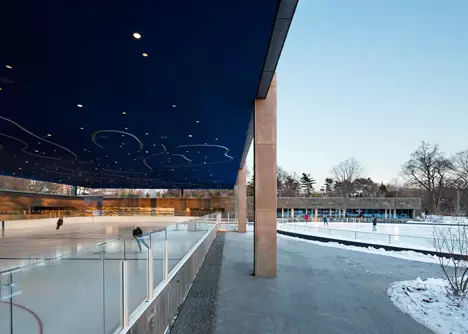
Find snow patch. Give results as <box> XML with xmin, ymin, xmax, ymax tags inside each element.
<box><xmin>388</xmin><ymin>278</ymin><xmax>468</xmax><ymax>334</ymax></box>
<box><xmin>278</xmin><ymin>234</ymin><xmax>446</xmax><ymax>265</ymax></box>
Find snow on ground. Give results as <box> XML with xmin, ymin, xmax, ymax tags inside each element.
<box><xmin>277</xmin><ymin>233</ymin><xmax>446</xmax><ymax>265</ymax></box>
<box><xmin>410</xmin><ymin>215</ymin><xmax>468</xmax><ymax>225</ymax></box>
<box><xmin>388</xmin><ymin>278</ymin><xmax>468</xmax><ymax>334</ymax></box>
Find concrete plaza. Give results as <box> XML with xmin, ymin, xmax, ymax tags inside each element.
<box><xmin>172</xmin><ymin>231</ymin><xmax>443</xmax><ymax>334</ymax></box>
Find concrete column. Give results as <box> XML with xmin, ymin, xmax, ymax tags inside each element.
<box><xmin>254</xmin><ymin>73</ymin><xmax>277</xmax><ymax>278</ymax></box>
<box><xmin>315</xmin><ymin>208</ymin><xmax>318</xmax><ymax>219</ymax></box>
<box><xmin>412</xmin><ymin>209</ymin><xmax>416</xmax><ymax>218</ymax></box>
<box><xmin>329</xmin><ymin>208</ymin><xmax>332</xmax><ymax>217</ymax></box>
<box><xmin>290</xmin><ymin>208</ymin><xmax>294</xmax><ymax>219</ymax></box>
<box><xmin>281</xmin><ymin>208</ymin><xmax>284</xmax><ymax>218</ymax></box>
<box><xmin>237</xmin><ymin>164</ymin><xmax>247</xmax><ymax>233</ymax></box>
<box><xmin>384</xmin><ymin>209</ymin><xmax>387</xmax><ymax>219</ymax></box>
<box><xmin>393</xmin><ymin>209</ymin><xmax>397</xmax><ymax>219</ymax></box>
<box><xmin>343</xmin><ymin>209</ymin><xmax>346</xmax><ymax>218</ymax></box>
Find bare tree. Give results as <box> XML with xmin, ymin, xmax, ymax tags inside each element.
<box><xmin>402</xmin><ymin>142</ymin><xmax>451</xmax><ymax>214</ymax></box>
<box><xmin>433</xmin><ymin>225</ymin><xmax>468</xmax><ymax>296</ymax></box>
<box><xmin>331</xmin><ymin>158</ymin><xmax>363</xmax><ymax>197</ymax></box>
<box><xmin>449</xmin><ymin>151</ymin><xmax>468</xmax><ymax>198</ymax></box>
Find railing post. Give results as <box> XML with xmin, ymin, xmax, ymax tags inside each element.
<box><xmin>147</xmin><ymin>245</ymin><xmax>153</xmax><ymax>300</ymax></box>
<box><xmin>120</xmin><ymin>260</ymin><xmax>129</xmax><ymax>329</ymax></box>
<box><xmin>164</xmin><ymin>228</ymin><xmax>169</xmax><ymax>282</ymax></box>
<box><xmin>100</xmin><ymin>243</ymin><xmax>106</xmax><ymax>334</ymax></box>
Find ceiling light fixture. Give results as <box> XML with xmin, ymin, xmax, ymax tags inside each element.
<box><xmin>122</xmin><ymin>111</ymin><xmax>127</xmax><ymax>115</ymax></box>
<box><xmin>80</xmin><ymin>127</ymin><xmax>84</xmax><ymax>130</ymax></box>
<box><xmin>172</xmin><ymin>105</ymin><xmax>176</xmax><ymax>108</ymax></box>
<box><xmin>133</xmin><ymin>32</ymin><xmax>142</xmax><ymax>39</ymax></box>
<box><xmin>142</xmin><ymin>52</ymin><xmax>148</xmax><ymax>57</ymax></box>
<box><xmin>188</xmin><ymin>134</ymin><xmax>192</xmax><ymax>138</ymax></box>
<box><xmin>5</xmin><ymin>65</ymin><xmax>12</xmax><ymax>69</ymax></box>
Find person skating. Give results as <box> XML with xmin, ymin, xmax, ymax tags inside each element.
<box><xmin>56</xmin><ymin>216</ymin><xmax>64</xmax><ymax>230</ymax></box>
<box><xmin>322</xmin><ymin>216</ymin><xmax>328</xmax><ymax>226</ymax></box>
<box><xmin>133</xmin><ymin>226</ymin><xmax>149</xmax><ymax>251</ymax></box>
<box><xmin>372</xmin><ymin>216</ymin><xmax>377</xmax><ymax>231</ymax></box>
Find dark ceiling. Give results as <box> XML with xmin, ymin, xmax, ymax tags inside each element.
<box><xmin>0</xmin><ymin>0</ymin><xmax>295</xmax><ymax>189</ymax></box>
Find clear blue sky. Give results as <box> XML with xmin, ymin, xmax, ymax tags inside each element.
<box><xmin>247</xmin><ymin>0</ymin><xmax>468</xmax><ymax>187</ymax></box>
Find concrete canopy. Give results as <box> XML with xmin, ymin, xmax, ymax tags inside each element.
<box><xmin>0</xmin><ymin>0</ymin><xmax>297</xmax><ymax>189</ymax></box>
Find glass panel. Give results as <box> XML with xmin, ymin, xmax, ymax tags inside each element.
<box><xmin>0</xmin><ymin>272</ymin><xmax>12</xmax><ymax>334</ymax></box>
<box><xmin>12</xmin><ymin>245</ymin><xmax>104</xmax><ymax>334</ymax></box>
<box><xmin>125</xmin><ymin>237</ymin><xmax>148</xmax><ymax>316</ymax></box>
<box><xmin>103</xmin><ymin>240</ymin><xmax>123</xmax><ymax>334</ymax></box>
<box><xmin>150</xmin><ymin>231</ymin><xmax>165</xmax><ymax>288</ymax></box>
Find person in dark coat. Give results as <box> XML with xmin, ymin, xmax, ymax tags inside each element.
<box><xmin>56</xmin><ymin>216</ymin><xmax>64</xmax><ymax>230</ymax></box>
<box><xmin>322</xmin><ymin>216</ymin><xmax>328</xmax><ymax>226</ymax></box>
<box><xmin>372</xmin><ymin>216</ymin><xmax>377</xmax><ymax>231</ymax></box>
<box><xmin>133</xmin><ymin>226</ymin><xmax>149</xmax><ymax>251</ymax></box>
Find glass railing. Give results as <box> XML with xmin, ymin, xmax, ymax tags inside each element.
<box><xmin>277</xmin><ymin>222</ymin><xmax>435</xmax><ymax>251</ymax></box>
<box><xmin>0</xmin><ymin>213</ymin><xmax>219</xmax><ymax>334</ymax></box>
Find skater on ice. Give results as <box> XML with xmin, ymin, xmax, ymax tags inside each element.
<box><xmin>322</xmin><ymin>216</ymin><xmax>328</xmax><ymax>226</ymax></box>
<box><xmin>133</xmin><ymin>225</ymin><xmax>150</xmax><ymax>251</ymax></box>
<box><xmin>56</xmin><ymin>216</ymin><xmax>64</xmax><ymax>230</ymax></box>
<box><xmin>372</xmin><ymin>216</ymin><xmax>377</xmax><ymax>231</ymax></box>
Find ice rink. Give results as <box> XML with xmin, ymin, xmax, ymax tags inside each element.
<box><xmin>277</xmin><ymin>222</ymin><xmax>446</xmax><ymax>251</ymax></box>
<box><xmin>0</xmin><ymin>216</ymin><xmax>209</xmax><ymax>334</ymax></box>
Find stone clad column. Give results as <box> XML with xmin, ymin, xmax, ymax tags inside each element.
<box><xmin>237</xmin><ymin>164</ymin><xmax>247</xmax><ymax>233</ymax></box>
<box><xmin>254</xmin><ymin>73</ymin><xmax>277</xmax><ymax>278</ymax></box>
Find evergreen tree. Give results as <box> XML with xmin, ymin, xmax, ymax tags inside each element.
<box><xmin>300</xmin><ymin>173</ymin><xmax>316</xmax><ymax>197</ymax></box>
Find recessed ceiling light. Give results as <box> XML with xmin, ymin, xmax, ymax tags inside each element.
<box><xmin>215</xmin><ymin>138</ymin><xmax>218</xmax><ymax>141</ymax></box>
<box><xmin>196</xmin><ymin>120</ymin><xmax>199</xmax><ymax>123</ymax></box>
<box><xmin>77</xmin><ymin>104</ymin><xmax>83</xmax><ymax>108</ymax></box>
<box><xmin>47</xmin><ymin>133</ymin><xmax>52</xmax><ymax>137</ymax></box>
<box><xmin>80</xmin><ymin>127</ymin><xmax>84</xmax><ymax>130</ymax></box>
<box><xmin>5</xmin><ymin>65</ymin><xmax>12</xmax><ymax>69</ymax></box>
<box><xmin>145</xmin><ymin>151</ymin><xmax>149</xmax><ymax>153</ymax></box>
<box><xmin>122</xmin><ymin>111</ymin><xmax>127</xmax><ymax>115</ymax></box>
<box><xmin>188</xmin><ymin>134</ymin><xmax>192</xmax><ymax>138</ymax></box>
<box><xmin>0</xmin><ymin>88</ymin><xmax>3</xmax><ymax>91</ymax></box>
<box><xmin>133</xmin><ymin>32</ymin><xmax>142</xmax><ymax>39</ymax></box>
<box><xmin>142</xmin><ymin>52</ymin><xmax>148</xmax><ymax>57</ymax></box>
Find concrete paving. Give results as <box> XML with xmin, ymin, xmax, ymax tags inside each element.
<box><xmin>0</xmin><ymin>216</ymin><xmax>210</xmax><ymax>334</ymax></box>
<box><xmin>172</xmin><ymin>231</ymin><xmax>443</xmax><ymax>334</ymax></box>
<box><xmin>214</xmin><ymin>232</ymin><xmax>441</xmax><ymax>334</ymax></box>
